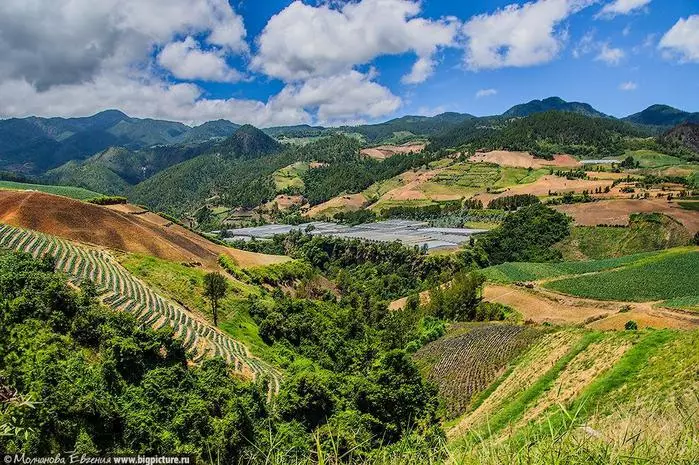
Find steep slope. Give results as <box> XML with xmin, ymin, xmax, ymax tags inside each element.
<box><xmin>624</xmin><ymin>104</ymin><xmax>699</xmax><ymax>128</ymax></box>
<box><xmin>0</xmin><ymin>110</ymin><xmax>240</xmax><ymax>174</ymax></box>
<box><xmin>218</xmin><ymin>124</ymin><xmax>282</xmax><ymax>157</ymax></box>
<box><xmin>0</xmin><ymin>190</ymin><xmax>288</xmax><ymax>268</ymax></box>
<box><xmin>503</xmin><ymin>97</ymin><xmax>608</xmax><ymax>118</ymax></box>
<box><xmin>45</xmin><ymin>141</ymin><xmax>217</xmax><ymax>193</ymax></box>
<box><xmin>660</xmin><ymin>122</ymin><xmax>699</xmax><ymax>154</ymax></box>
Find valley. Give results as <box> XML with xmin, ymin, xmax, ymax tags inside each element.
<box><xmin>1</xmin><ymin>98</ymin><xmax>698</xmax><ymax>463</ymax></box>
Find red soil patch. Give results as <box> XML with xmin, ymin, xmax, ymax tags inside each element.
<box><xmin>361</xmin><ymin>143</ymin><xmax>426</xmax><ymax>160</ymax></box>
<box><xmin>0</xmin><ymin>190</ymin><xmax>288</xmax><ymax>269</ymax></box>
<box><xmin>475</xmin><ymin>175</ymin><xmax>613</xmax><ymax>205</ymax></box>
<box><xmin>554</xmin><ymin>199</ymin><xmax>699</xmax><ymax>234</ymax></box>
<box><xmin>390</xmin><ymin>284</ymin><xmax>698</xmax><ymax>330</ymax></box>
<box><xmin>469</xmin><ymin>151</ymin><xmax>580</xmax><ymax>169</ymax></box>
<box><xmin>306</xmin><ymin>193</ymin><xmax>368</xmax><ymax>217</ymax></box>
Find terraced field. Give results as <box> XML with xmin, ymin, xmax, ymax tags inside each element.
<box><xmin>0</xmin><ymin>223</ymin><xmax>281</xmax><ymax>393</ymax></box>
<box><xmin>414</xmin><ymin>324</ymin><xmax>542</xmax><ymax>419</ymax></box>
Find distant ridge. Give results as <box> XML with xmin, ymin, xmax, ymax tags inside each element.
<box><xmin>623</xmin><ymin>104</ymin><xmax>699</xmax><ymax>128</ymax></box>
<box><xmin>503</xmin><ymin>97</ymin><xmax>608</xmax><ymax>118</ymax></box>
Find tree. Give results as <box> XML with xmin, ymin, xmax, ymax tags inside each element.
<box><xmin>203</xmin><ymin>272</ymin><xmax>228</xmax><ymax>327</ymax></box>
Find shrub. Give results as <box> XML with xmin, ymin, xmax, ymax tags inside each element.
<box><xmin>625</xmin><ymin>320</ymin><xmax>638</xmax><ymax>331</ymax></box>
<box><xmin>86</xmin><ymin>196</ymin><xmax>127</xmax><ymax>205</ymax></box>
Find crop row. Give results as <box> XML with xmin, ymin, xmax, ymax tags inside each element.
<box><xmin>414</xmin><ymin>324</ymin><xmax>541</xmax><ymax>419</ymax></box>
<box><xmin>0</xmin><ymin>223</ymin><xmax>281</xmax><ymax>393</ymax></box>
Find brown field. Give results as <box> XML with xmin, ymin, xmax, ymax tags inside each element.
<box><xmin>360</xmin><ymin>143</ymin><xmax>426</xmax><ymax>160</ymax></box>
<box><xmin>306</xmin><ymin>192</ymin><xmax>368</xmax><ymax>217</ymax></box>
<box><xmin>485</xmin><ymin>284</ymin><xmax>699</xmax><ymax>330</ymax></box>
<box><xmin>469</xmin><ymin>151</ymin><xmax>580</xmax><ymax>169</ymax></box>
<box><xmin>0</xmin><ymin>190</ymin><xmax>288</xmax><ymax>269</ymax></box>
<box><xmin>475</xmin><ymin>175</ymin><xmax>613</xmax><ymax>205</ymax></box>
<box><xmin>267</xmin><ymin>194</ymin><xmax>304</xmax><ymax>211</ymax></box>
<box><xmin>379</xmin><ymin>168</ymin><xmax>446</xmax><ymax>201</ymax></box>
<box><xmin>555</xmin><ymin>199</ymin><xmax>699</xmax><ymax>234</ymax></box>
<box><xmin>390</xmin><ymin>284</ymin><xmax>698</xmax><ymax>330</ymax></box>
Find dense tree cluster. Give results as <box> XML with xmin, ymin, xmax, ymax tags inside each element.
<box><xmin>480</xmin><ymin>204</ymin><xmax>571</xmax><ymax>264</ymax></box>
<box><xmin>429</xmin><ymin>111</ymin><xmax>651</xmax><ymax>158</ymax></box>
<box><xmin>487</xmin><ymin>194</ymin><xmax>540</xmax><ymax>211</ymax></box>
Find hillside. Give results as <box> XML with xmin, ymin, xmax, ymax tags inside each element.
<box><xmin>624</xmin><ymin>104</ymin><xmax>699</xmax><ymax>128</ymax></box>
<box><xmin>503</xmin><ymin>96</ymin><xmax>608</xmax><ymax>118</ymax></box>
<box><xmin>660</xmin><ymin>122</ymin><xmax>699</xmax><ymax>155</ymax></box>
<box><xmin>0</xmin><ymin>110</ymin><xmax>240</xmax><ymax>174</ymax></box>
<box><xmin>429</xmin><ymin>111</ymin><xmax>649</xmax><ymax>157</ymax></box>
<box><xmin>0</xmin><ymin>189</ymin><xmax>287</xmax><ymax>268</ymax></box>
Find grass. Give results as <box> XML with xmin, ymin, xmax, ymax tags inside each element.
<box><xmin>555</xmin><ymin>214</ymin><xmax>692</xmax><ymax>260</ymax></box>
<box><xmin>272</xmin><ymin>162</ymin><xmax>309</xmax><ymax>191</ymax></box>
<box><xmin>677</xmin><ymin>201</ymin><xmax>699</xmax><ymax>211</ymax></box>
<box><xmin>458</xmin><ymin>331</ymin><xmax>603</xmax><ymax>442</ymax></box>
<box><xmin>623</xmin><ymin>150</ymin><xmax>684</xmax><ymax>168</ymax></box>
<box><xmin>118</xmin><ymin>253</ymin><xmax>277</xmax><ymax>361</ymax></box>
<box><xmin>544</xmin><ymin>249</ymin><xmax>699</xmax><ymax>302</ymax></box>
<box><xmin>481</xmin><ymin>249</ymin><xmax>669</xmax><ymax>283</ymax></box>
<box><xmin>0</xmin><ymin>180</ymin><xmax>103</xmax><ymax>200</ymax></box>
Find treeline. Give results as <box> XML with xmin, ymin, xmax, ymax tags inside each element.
<box><xmin>429</xmin><ymin>111</ymin><xmax>650</xmax><ymax>158</ymax></box>
<box><xmin>487</xmin><ymin>194</ymin><xmax>539</xmax><ymax>211</ymax></box>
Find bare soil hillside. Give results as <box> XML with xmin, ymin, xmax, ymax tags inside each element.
<box><xmin>0</xmin><ymin>190</ymin><xmax>288</xmax><ymax>268</ymax></box>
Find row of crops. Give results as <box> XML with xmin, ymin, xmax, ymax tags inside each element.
<box><xmin>414</xmin><ymin>324</ymin><xmax>542</xmax><ymax>418</ymax></box>
<box><xmin>0</xmin><ymin>223</ymin><xmax>281</xmax><ymax>393</ymax></box>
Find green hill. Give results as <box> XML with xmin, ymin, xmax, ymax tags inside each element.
<box><xmin>0</xmin><ymin>179</ymin><xmax>102</xmax><ymax>200</ymax></box>
<box><xmin>623</xmin><ymin>104</ymin><xmax>699</xmax><ymax>128</ymax></box>
<box><xmin>429</xmin><ymin>111</ymin><xmax>649</xmax><ymax>158</ymax></box>
<box><xmin>503</xmin><ymin>96</ymin><xmax>608</xmax><ymax>118</ymax></box>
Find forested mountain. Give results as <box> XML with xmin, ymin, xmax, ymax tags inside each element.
<box><xmin>219</xmin><ymin>124</ymin><xmax>282</xmax><ymax>157</ymax></box>
<box><xmin>0</xmin><ymin>110</ymin><xmax>239</xmax><ymax>174</ymax></box>
<box><xmin>660</xmin><ymin>122</ymin><xmax>699</xmax><ymax>154</ymax></box>
<box><xmin>623</xmin><ymin>104</ymin><xmax>699</xmax><ymax>129</ymax></box>
<box><xmin>263</xmin><ymin>112</ymin><xmax>474</xmax><ymax>143</ymax></box>
<box><xmin>429</xmin><ymin>111</ymin><xmax>650</xmax><ymax>158</ymax></box>
<box><xmin>503</xmin><ymin>97</ymin><xmax>608</xmax><ymax>118</ymax></box>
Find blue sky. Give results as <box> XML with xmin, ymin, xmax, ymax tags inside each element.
<box><xmin>0</xmin><ymin>0</ymin><xmax>698</xmax><ymax>126</ymax></box>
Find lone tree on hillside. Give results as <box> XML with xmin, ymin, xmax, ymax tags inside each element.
<box><xmin>204</xmin><ymin>272</ymin><xmax>228</xmax><ymax>327</ymax></box>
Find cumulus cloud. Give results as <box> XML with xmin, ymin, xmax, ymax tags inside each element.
<box><xmin>475</xmin><ymin>89</ymin><xmax>498</xmax><ymax>98</ymax></box>
<box><xmin>597</xmin><ymin>0</ymin><xmax>651</xmax><ymax>19</ymax></box>
<box><xmin>462</xmin><ymin>0</ymin><xmax>598</xmax><ymax>70</ymax></box>
<box><xmin>253</xmin><ymin>0</ymin><xmax>457</xmax><ymax>84</ymax></box>
<box><xmin>619</xmin><ymin>81</ymin><xmax>638</xmax><ymax>91</ymax></box>
<box><xmin>0</xmin><ymin>0</ymin><xmax>247</xmax><ymax>90</ymax></box>
<box><xmin>274</xmin><ymin>70</ymin><xmax>401</xmax><ymax>124</ymax></box>
<box><xmin>595</xmin><ymin>43</ymin><xmax>625</xmax><ymax>65</ymax></box>
<box><xmin>157</xmin><ymin>37</ymin><xmax>243</xmax><ymax>82</ymax></box>
<box><xmin>659</xmin><ymin>15</ymin><xmax>699</xmax><ymax>63</ymax></box>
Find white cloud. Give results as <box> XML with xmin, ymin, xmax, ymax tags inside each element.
<box><xmin>573</xmin><ymin>29</ymin><xmax>597</xmax><ymax>58</ymax></box>
<box><xmin>619</xmin><ymin>81</ymin><xmax>638</xmax><ymax>91</ymax></box>
<box><xmin>462</xmin><ymin>0</ymin><xmax>597</xmax><ymax>70</ymax></box>
<box><xmin>595</xmin><ymin>43</ymin><xmax>625</xmax><ymax>65</ymax></box>
<box><xmin>157</xmin><ymin>37</ymin><xmax>243</xmax><ymax>82</ymax></box>
<box><xmin>0</xmin><ymin>0</ymin><xmax>248</xmax><ymax>90</ymax></box>
<box><xmin>273</xmin><ymin>70</ymin><xmax>401</xmax><ymax>124</ymax></box>
<box><xmin>0</xmin><ymin>75</ymin><xmax>311</xmax><ymax>127</ymax></box>
<box><xmin>475</xmin><ymin>88</ymin><xmax>498</xmax><ymax>98</ymax></box>
<box><xmin>659</xmin><ymin>15</ymin><xmax>699</xmax><ymax>63</ymax></box>
<box><xmin>252</xmin><ymin>0</ymin><xmax>457</xmax><ymax>84</ymax></box>
<box><xmin>597</xmin><ymin>0</ymin><xmax>651</xmax><ymax>19</ymax></box>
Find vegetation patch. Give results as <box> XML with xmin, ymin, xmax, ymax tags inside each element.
<box><xmin>0</xmin><ymin>180</ymin><xmax>102</xmax><ymax>200</ymax></box>
<box><xmin>414</xmin><ymin>324</ymin><xmax>541</xmax><ymax>418</ymax></box>
<box><xmin>544</xmin><ymin>249</ymin><xmax>699</xmax><ymax>302</ymax></box>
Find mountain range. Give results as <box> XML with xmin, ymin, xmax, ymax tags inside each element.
<box><xmin>1</xmin><ymin>98</ymin><xmax>698</xmax><ymax>178</ymax></box>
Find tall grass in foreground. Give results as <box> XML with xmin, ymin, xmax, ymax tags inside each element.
<box><xmin>226</xmin><ymin>392</ymin><xmax>698</xmax><ymax>464</ymax></box>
